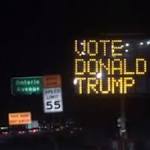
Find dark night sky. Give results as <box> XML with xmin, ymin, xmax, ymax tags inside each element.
<box><xmin>0</xmin><ymin>0</ymin><xmax>150</xmax><ymax>133</ymax></box>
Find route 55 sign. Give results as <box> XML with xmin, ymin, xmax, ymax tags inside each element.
<box><xmin>43</xmin><ymin>75</ymin><xmax>63</xmax><ymax>113</ymax></box>
<box><xmin>43</xmin><ymin>88</ymin><xmax>63</xmax><ymax>113</ymax></box>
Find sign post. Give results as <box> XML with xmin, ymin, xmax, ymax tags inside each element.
<box><xmin>120</xmin><ymin>97</ymin><xmax>127</xmax><ymax>150</ymax></box>
<box><xmin>43</xmin><ymin>75</ymin><xmax>63</xmax><ymax>113</ymax></box>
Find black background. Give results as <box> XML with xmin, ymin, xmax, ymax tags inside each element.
<box><xmin>0</xmin><ymin>0</ymin><xmax>150</xmax><ymax>136</ymax></box>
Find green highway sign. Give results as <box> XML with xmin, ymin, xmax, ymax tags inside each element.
<box><xmin>11</xmin><ymin>76</ymin><xmax>43</xmax><ymax>95</ymax></box>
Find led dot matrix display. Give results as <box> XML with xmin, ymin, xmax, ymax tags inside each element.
<box><xmin>74</xmin><ymin>39</ymin><xmax>149</xmax><ymax>94</ymax></box>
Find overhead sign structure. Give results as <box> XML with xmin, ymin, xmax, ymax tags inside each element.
<box><xmin>43</xmin><ymin>75</ymin><xmax>63</xmax><ymax>113</ymax></box>
<box><xmin>8</xmin><ymin>112</ymin><xmax>32</xmax><ymax>125</ymax></box>
<box><xmin>11</xmin><ymin>76</ymin><xmax>42</xmax><ymax>95</ymax></box>
<box><xmin>74</xmin><ymin>38</ymin><xmax>150</xmax><ymax>94</ymax></box>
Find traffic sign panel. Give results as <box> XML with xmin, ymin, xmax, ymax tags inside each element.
<box><xmin>11</xmin><ymin>76</ymin><xmax>42</xmax><ymax>95</ymax></box>
<box><xmin>8</xmin><ymin>112</ymin><xmax>32</xmax><ymax>125</ymax></box>
<box><xmin>43</xmin><ymin>88</ymin><xmax>63</xmax><ymax>113</ymax></box>
<box><xmin>43</xmin><ymin>75</ymin><xmax>61</xmax><ymax>88</ymax></box>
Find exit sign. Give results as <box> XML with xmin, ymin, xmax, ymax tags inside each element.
<box><xmin>11</xmin><ymin>76</ymin><xmax>43</xmax><ymax>95</ymax></box>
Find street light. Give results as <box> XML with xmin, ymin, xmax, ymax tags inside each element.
<box><xmin>81</xmin><ymin>51</ymin><xmax>86</xmax><ymax>56</ymax></box>
<box><xmin>125</xmin><ymin>43</ymin><xmax>130</xmax><ymax>47</ymax></box>
<box><xmin>139</xmin><ymin>42</ymin><xmax>144</xmax><ymax>46</ymax></box>
<box><xmin>73</xmin><ymin>78</ymin><xmax>78</xmax><ymax>85</ymax></box>
<box><xmin>96</xmin><ymin>72</ymin><xmax>102</xmax><ymax>79</ymax></box>
<box><xmin>147</xmin><ymin>41</ymin><xmax>150</xmax><ymax>45</ymax></box>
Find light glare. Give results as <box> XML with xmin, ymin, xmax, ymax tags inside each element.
<box><xmin>96</xmin><ymin>72</ymin><xmax>102</xmax><ymax>79</ymax></box>
<box><xmin>73</xmin><ymin>78</ymin><xmax>78</xmax><ymax>85</ymax></box>
<box><xmin>147</xmin><ymin>41</ymin><xmax>150</xmax><ymax>45</ymax></box>
<box><xmin>139</xmin><ymin>42</ymin><xmax>144</xmax><ymax>46</ymax></box>
<box><xmin>125</xmin><ymin>43</ymin><xmax>130</xmax><ymax>47</ymax></box>
<box><xmin>81</xmin><ymin>51</ymin><xmax>86</xmax><ymax>55</ymax></box>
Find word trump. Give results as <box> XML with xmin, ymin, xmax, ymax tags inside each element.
<box><xmin>74</xmin><ymin>39</ymin><xmax>148</xmax><ymax>94</ymax></box>
<box><xmin>75</xmin><ymin>77</ymin><xmax>135</xmax><ymax>94</ymax></box>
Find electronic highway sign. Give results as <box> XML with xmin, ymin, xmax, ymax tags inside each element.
<box><xmin>74</xmin><ymin>38</ymin><xmax>150</xmax><ymax>95</ymax></box>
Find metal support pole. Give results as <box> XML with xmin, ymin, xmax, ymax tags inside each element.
<box><xmin>120</xmin><ymin>96</ymin><xmax>127</xmax><ymax>150</ymax></box>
